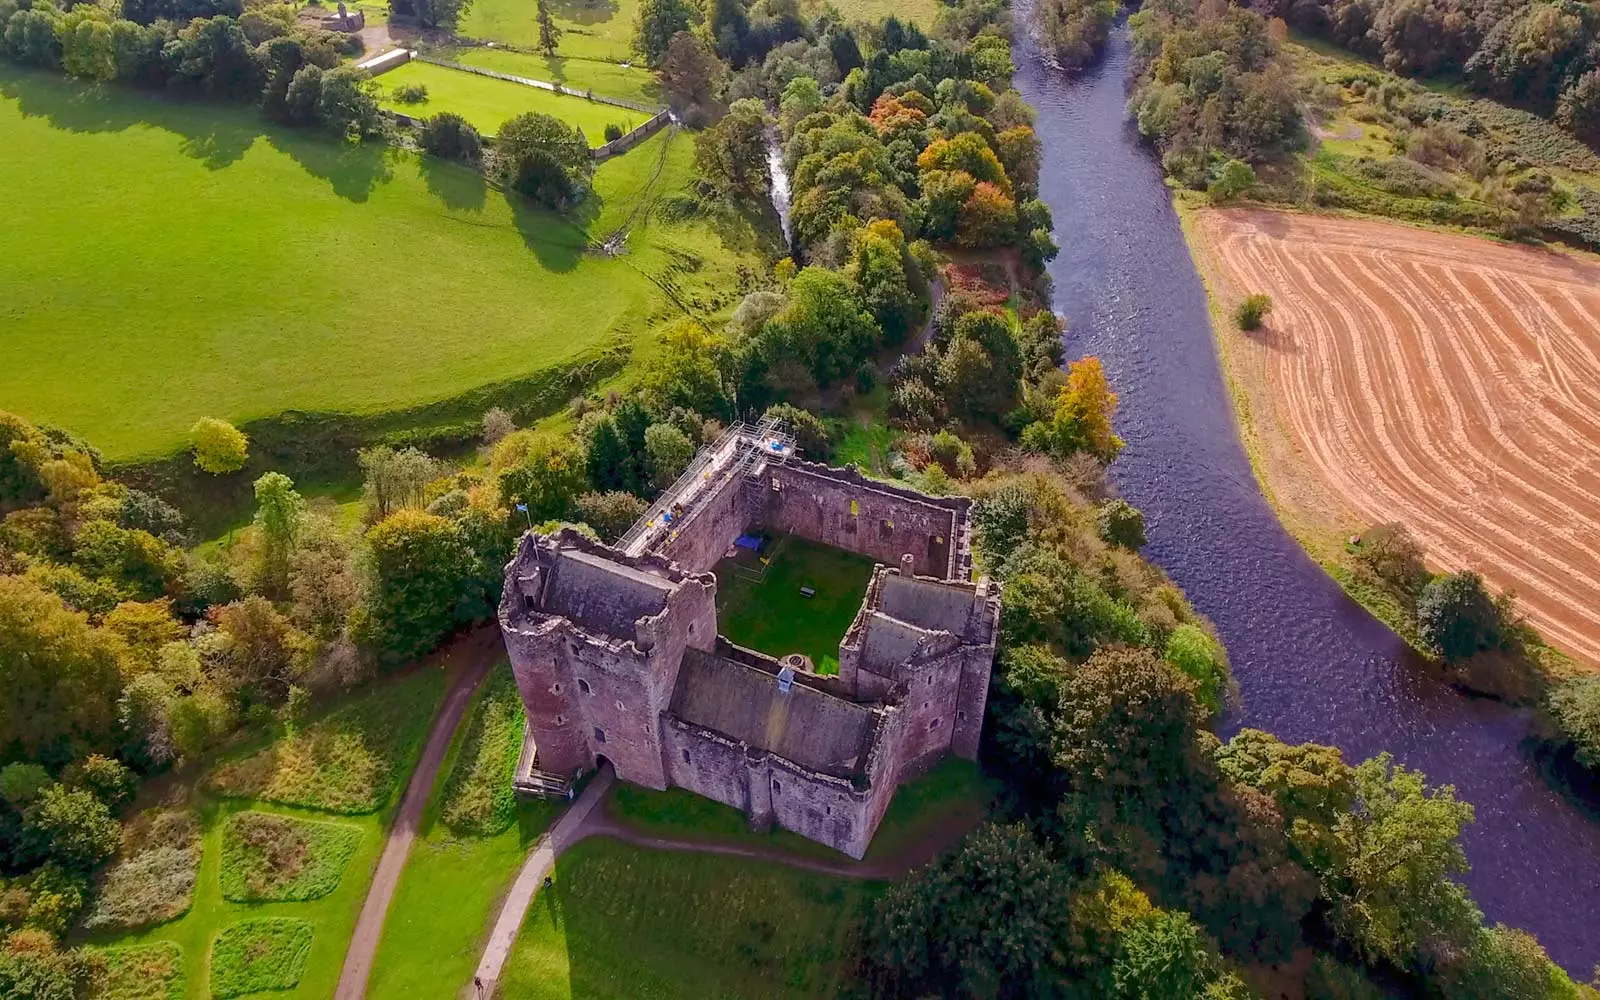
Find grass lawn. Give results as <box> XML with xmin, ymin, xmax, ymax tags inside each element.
<box><xmin>805</xmin><ymin>0</ymin><xmax>940</xmax><ymax>26</ymax></box>
<box><xmin>374</xmin><ymin>61</ymin><xmax>645</xmax><ymax>140</ymax></box>
<box><xmin>79</xmin><ymin>670</ymin><xmax>450</xmax><ymax>999</ymax></box>
<box><xmin>714</xmin><ymin>536</ymin><xmax>876</xmax><ymax>673</ymax></box>
<box><xmin>493</xmin><ymin>837</ymin><xmax>877</xmax><ymax>1000</ymax></box>
<box><xmin>208</xmin><ymin>917</ymin><xmax>314</xmax><ymax>998</ymax></box>
<box><xmin>449</xmin><ymin>47</ymin><xmax>662</xmax><ymax>107</ymax></box>
<box><xmin>607</xmin><ymin>756</ymin><xmax>994</xmax><ymax>863</ymax></box>
<box><xmin>460</xmin><ymin>0</ymin><xmax>642</xmax><ymax>62</ymax></box>
<box><xmin>89</xmin><ymin>941</ymin><xmax>185</xmax><ymax>1000</ymax></box>
<box><xmin>368</xmin><ymin>664</ymin><xmax>558</xmax><ymax>1000</ymax></box>
<box><xmin>0</xmin><ymin>66</ymin><xmax>761</xmax><ymax>461</ymax></box>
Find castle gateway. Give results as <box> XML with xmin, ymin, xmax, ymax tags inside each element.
<box><xmin>497</xmin><ymin>419</ymin><xmax>999</xmax><ymax>859</ymax></box>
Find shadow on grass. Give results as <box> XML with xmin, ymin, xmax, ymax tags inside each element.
<box><xmin>505</xmin><ymin>186</ymin><xmax>600</xmax><ymax>272</ymax></box>
<box><xmin>421</xmin><ymin>155</ymin><xmax>490</xmax><ymax>212</ymax></box>
<box><xmin>545</xmin><ymin>0</ymin><xmax>618</xmax><ymax>27</ymax></box>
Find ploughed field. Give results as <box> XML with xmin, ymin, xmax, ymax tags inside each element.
<box><xmin>1196</xmin><ymin>209</ymin><xmax>1600</xmax><ymax>668</ymax></box>
<box><xmin>0</xmin><ymin>65</ymin><xmax>744</xmax><ymax>460</ymax></box>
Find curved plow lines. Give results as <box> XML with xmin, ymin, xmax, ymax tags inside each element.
<box><xmin>1202</xmin><ymin>210</ymin><xmax>1600</xmax><ymax>668</ymax></box>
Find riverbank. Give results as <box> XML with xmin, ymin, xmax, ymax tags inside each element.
<box><xmin>1175</xmin><ymin>195</ymin><xmax>1592</xmax><ymax>700</ymax></box>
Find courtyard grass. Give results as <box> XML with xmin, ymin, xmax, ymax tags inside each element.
<box><xmin>77</xmin><ymin>670</ymin><xmax>449</xmax><ymax>999</ymax></box>
<box><xmin>218</xmin><ymin>812</ymin><xmax>363</xmax><ymax>902</ymax></box>
<box><xmin>714</xmin><ymin>536</ymin><xmax>876</xmax><ymax>672</ymax></box>
<box><xmin>449</xmin><ymin>47</ymin><xmax>662</xmax><ymax>107</ymax></box>
<box><xmin>367</xmin><ymin>664</ymin><xmax>558</xmax><ymax>1000</ymax></box>
<box><xmin>493</xmin><ymin>837</ymin><xmax>877</xmax><ymax>1000</ymax></box>
<box><xmin>374</xmin><ymin>60</ymin><xmax>643</xmax><ymax>140</ymax></box>
<box><xmin>460</xmin><ymin>0</ymin><xmax>643</xmax><ymax>62</ymax></box>
<box><xmin>0</xmin><ymin>66</ymin><xmax>759</xmax><ymax>461</ymax></box>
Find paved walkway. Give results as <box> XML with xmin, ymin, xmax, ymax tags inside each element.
<box><xmin>333</xmin><ymin>630</ymin><xmax>499</xmax><ymax>1000</ymax></box>
<box><xmin>468</xmin><ymin>765</ymin><xmax>615</xmax><ymax>998</ymax></box>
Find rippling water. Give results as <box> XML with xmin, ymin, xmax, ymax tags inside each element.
<box><xmin>1014</xmin><ymin>21</ymin><xmax>1600</xmax><ymax>973</ymax></box>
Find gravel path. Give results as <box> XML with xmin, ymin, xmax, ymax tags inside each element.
<box><xmin>333</xmin><ymin>629</ymin><xmax>500</xmax><ymax>1000</ymax></box>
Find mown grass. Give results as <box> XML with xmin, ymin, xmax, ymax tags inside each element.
<box><xmin>89</xmin><ymin>941</ymin><xmax>185</xmax><ymax>1000</ymax></box>
<box><xmin>714</xmin><ymin>536</ymin><xmax>876</xmax><ymax>672</ymax></box>
<box><xmin>449</xmin><ymin>47</ymin><xmax>662</xmax><ymax>107</ymax></box>
<box><xmin>368</xmin><ymin>663</ymin><xmax>558</xmax><ymax>1000</ymax></box>
<box><xmin>205</xmin><ymin>667</ymin><xmax>447</xmax><ymax>813</ymax></box>
<box><xmin>375</xmin><ymin>61</ymin><xmax>644</xmax><ymax>140</ymax></box>
<box><xmin>209</xmin><ymin>917</ymin><xmax>314</xmax><ymax>998</ymax></box>
<box><xmin>493</xmin><ymin>837</ymin><xmax>878</xmax><ymax>1000</ymax></box>
<box><xmin>460</xmin><ymin>0</ymin><xmax>643</xmax><ymax>61</ymax></box>
<box><xmin>0</xmin><ymin>66</ymin><xmax>759</xmax><ymax>460</ymax></box>
<box><xmin>219</xmin><ymin>812</ymin><xmax>362</xmax><ymax>902</ymax></box>
<box><xmin>805</xmin><ymin>0</ymin><xmax>940</xmax><ymax>27</ymax></box>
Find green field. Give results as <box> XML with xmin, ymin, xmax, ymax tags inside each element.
<box><xmin>494</xmin><ymin>838</ymin><xmax>877</xmax><ymax>1000</ymax></box>
<box><xmin>460</xmin><ymin>0</ymin><xmax>643</xmax><ymax>61</ymax></box>
<box><xmin>0</xmin><ymin>65</ymin><xmax>757</xmax><ymax>460</ymax></box>
<box><xmin>714</xmin><ymin>536</ymin><xmax>876</xmax><ymax>673</ymax></box>
<box><xmin>450</xmin><ymin>47</ymin><xmax>662</xmax><ymax>107</ymax></box>
<box><xmin>805</xmin><ymin>0</ymin><xmax>940</xmax><ymax>27</ymax></box>
<box><xmin>375</xmin><ymin>61</ymin><xmax>646</xmax><ymax>140</ymax></box>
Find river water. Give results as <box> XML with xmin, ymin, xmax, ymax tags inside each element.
<box><xmin>1013</xmin><ymin>22</ymin><xmax>1600</xmax><ymax>973</ymax></box>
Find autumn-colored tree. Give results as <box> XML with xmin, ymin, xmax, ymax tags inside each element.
<box><xmin>956</xmin><ymin>182</ymin><xmax>1018</xmax><ymax>248</ymax></box>
<box><xmin>189</xmin><ymin>417</ymin><xmax>248</xmax><ymax>474</ymax></box>
<box><xmin>0</xmin><ymin>576</ymin><xmax>126</xmax><ymax>755</ymax></box>
<box><xmin>1021</xmin><ymin>356</ymin><xmax>1124</xmax><ymax>464</ymax></box>
<box><xmin>917</xmin><ymin>131</ymin><xmax>1012</xmax><ymax>193</ymax></box>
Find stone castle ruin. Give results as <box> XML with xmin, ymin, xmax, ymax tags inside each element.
<box><xmin>498</xmin><ymin>419</ymin><xmax>999</xmax><ymax>858</ymax></box>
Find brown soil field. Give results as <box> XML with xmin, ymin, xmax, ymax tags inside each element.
<box><xmin>1190</xmin><ymin>208</ymin><xmax>1600</xmax><ymax>669</ymax></box>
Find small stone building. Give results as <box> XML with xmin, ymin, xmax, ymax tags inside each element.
<box><xmin>498</xmin><ymin>421</ymin><xmax>999</xmax><ymax>858</ymax></box>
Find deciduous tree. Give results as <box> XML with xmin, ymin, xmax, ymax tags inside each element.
<box><xmin>189</xmin><ymin>417</ymin><xmax>248</xmax><ymax>475</ymax></box>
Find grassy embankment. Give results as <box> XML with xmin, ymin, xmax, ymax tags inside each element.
<box><xmin>79</xmin><ymin>668</ymin><xmax>448</xmax><ymax>1000</ymax></box>
<box><xmin>373</xmin><ymin>60</ymin><xmax>647</xmax><ymax>139</ymax></box>
<box><xmin>0</xmin><ymin>64</ymin><xmax>761</xmax><ymax>466</ymax></box>
<box><xmin>367</xmin><ymin>665</ymin><xmax>558</xmax><ymax>1000</ymax></box>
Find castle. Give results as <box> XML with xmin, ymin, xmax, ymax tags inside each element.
<box><xmin>497</xmin><ymin>419</ymin><xmax>1000</xmax><ymax>859</ymax></box>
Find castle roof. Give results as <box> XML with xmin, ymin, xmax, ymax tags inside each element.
<box><xmin>542</xmin><ymin>547</ymin><xmax>675</xmax><ymax>637</ymax></box>
<box><xmin>669</xmin><ymin>648</ymin><xmax>877</xmax><ymax>779</ymax></box>
<box><xmin>878</xmin><ymin>573</ymin><xmax>979</xmax><ymax>636</ymax></box>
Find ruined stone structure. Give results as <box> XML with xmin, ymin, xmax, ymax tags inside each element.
<box><xmin>498</xmin><ymin>421</ymin><xmax>999</xmax><ymax>858</ymax></box>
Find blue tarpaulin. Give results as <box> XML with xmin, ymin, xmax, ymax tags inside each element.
<box><xmin>733</xmin><ymin>534</ymin><xmax>763</xmax><ymax>551</ymax></box>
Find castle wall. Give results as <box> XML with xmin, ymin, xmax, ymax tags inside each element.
<box><xmin>656</xmin><ymin>467</ymin><xmax>751</xmax><ymax>575</ymax></box>
<box><xmin>503</xmin><ymin>622</ymin><xmax>590</xmax><ymax>779</ymax></box>
<box><xmin>759</xmin><ymin>463</ymin><xmax>964</xmax><ymax>578</ymax></box>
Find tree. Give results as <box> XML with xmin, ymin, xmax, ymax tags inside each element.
<box><xmin>359</xmin><ymin>446</ymin><xmax>440</xmax><ymax>521</ymax></box>
<box><xmin>24</xmin><ymin>784</ymin><xmax>120</xmax><ymax>872</ymax></box>
<box><xmin>753</xmin><ymin>267</ymin><xmax>879</xmax><ymax>388</ymax></box>
<box><xmin>864</xmin><ymin>823</ymin><xmax>1080</xmax><ymax>998</ymax></box>
<box><xmin>5</xmin><ymin>4</ymin><xmax>64</xmax><ymax>69</ymax></box>
<box><xmin>1112</xmin><ymin>909</ymin><xmax>1220</xmax><ymax>1000</ymax></box>
<box><xmin>1235</xmin><ymin>294</ymin><xmax>1272</xmax><ymax>331</ymax></box>
<box><xmin>1207</xmin><ymin>158</ymin><xmax>1256</xmax><ymax>202</ymax></box>
<box><xmin>253</xmin><ymin>471</ymin><xmax>304</xmax><ymax>597</ymax></box>
<box><xmin>1557</xmin><ymin>69</ymin><xmax>1600</xmax><ymax>141</ymax></box>
<box><xmin>1417</xmin><ymin>570</ymin><xmax>1508</xmax><ymax>662</ymax></box>
<box><xmin>536</xmin><ymin>0</ymin><xmax>563</xmax><ymax>54</ymax></box>
<box><xmin>58</xmin><ymin>5</ymin><xmax>117</xmax><ymax>82</ymax></box>
<box><xmin>1163</xmin><ymin>624</ymin><xmax>1225</xmax><ymax>714</ymax></box>
<box><xmin>66</xmin><ymin>754</ymin><xmax>135</xmax><ymax>810</ymax></box>
<box><xmin>644</xmin><ymin>423</ymin><xmax>695</xmax><ymax>491</ymax></box>
<box><xmin>411</xmin><ymin>0</ymin><xmax>474</xmax><ymax>31</ymax></box>
<box><xmin>359</xmin><ymin>509</ymin><xmax>476</xmax><ymax>659</ymax></box>
<box><xmin>574</xmin><ymin>491</ymin><xmax>648</xmax><ymax>542</ymax></box>
<box><xmin>1352</xmin><ymin>522</ymin><xmax>1429</xmax><ymax>599</ymax></box>
<box><xmin>211</xmin><ymin>596</ymin><xmax>309</xmax><ymax>702</ymax></box>
<box><xmin>1020</xmin><ymin>356</ymin><xmax>1124</xmax><ymax>464</ymax></box>
<box><xmin>657</xmin><ymin>30</ymin><xmax>725</xmax><ymax>125</ymax></box>
<box><xmin>849</xmin><ymin>220</ymin><xmax>919</xmax><ymax>343</ymax></box>
<box><xmin>492</xmin><ymin>431</ymin><xmax>587</xmax><ymax>522</ymax></box>
<box><xmin>491</xmin><ymin>112</ymin><xmax>591</xmax><ymax>208</ymax></box>
<box><xmin>189</xmin><ymin>417</ymin><xmax>248</xmax><ymax>474</ymax></box>
<box><xmin>419</xmin><ymin>112</ymin><xmax>483</xmax><ymax>165</ymax></box>
<box><xmin>1095</xmin><ymin>498</ymin><xmax>1146</xmax><ymax>549</ymax></box>
<box><xmin>1033</xmin><ymin>0</ymin><xmax>1117</xmax><ymax>71</ymax></box>
<box><xmin>694</xmin><ymin>98</ymin><xmax>770</xmax><ymax>199</ymax></box>
<box><xmin>1437</xmin><ymin>924</ymin><xmax>1583</xmax><ymax>999</ymax></box>
<box><xmin>1546</xmin><ymin>676</ymin><xmax>1600</xmax><ymax>772</ymax></box>
<box><xmin>0</xmin><ymin>576</ymin><xmax>125</xmax><ymax>755</ymax></box>
<box><xmin>316</xmin><ymin>65</ymin><xmax>385</xmax><ymax>140</ymax></box>
<box><xmin>164</xmin><ymin>15</ymin><xmax>261</xmax><ymax>100</ymax></box>
<box><xmin>284</xmin><ymin>63</ymin><xmax>324</xmax><ymax>126</ymax></box>
<box><xmin>102</xmin><ymin>599</ymin><xmax>185</xmax><ymax>670</ymax></box>
<box><xmin>633</xmin><ymin>0</ymin><xmax>695</xmax><ymax>65</ymax></box>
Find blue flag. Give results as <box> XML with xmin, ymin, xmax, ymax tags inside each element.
<box><xmin>516</xmin><ymin>503</ymin><xmax>529</xmax><ymax>512</ymax></box>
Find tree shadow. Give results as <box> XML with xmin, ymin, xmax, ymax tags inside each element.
<box><xmin>420</xmin><ymin>155</ymin><xmax>489</xmax><ymax>212</ymax></box>
<box><xmin>263</xmin><ymin>128</ymin><xmax>395</xmax><ymax>203</ymax></box>
<box><xmin>504</xmin><ymin>186</ymin><xmax>600</xmax><ymax>272</ymax></box>
<box><xmin>545</xmin><ymin>0</ymin><xmax>618</xmax><ymax>27</ymax></box>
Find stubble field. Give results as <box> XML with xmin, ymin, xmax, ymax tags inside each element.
<box><xmin>1193</xmin><ymin>208</ymin><xmax>1600</xmax><ymax>668</ymax></box>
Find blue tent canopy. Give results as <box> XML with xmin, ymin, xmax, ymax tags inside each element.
<box><xmin>733</xmin><ymin>534</ymin><xmax>763</xmax><ymax>551</ymax></box>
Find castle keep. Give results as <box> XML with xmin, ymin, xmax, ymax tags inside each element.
<box><xmin>497</xmin><ymin>420</ymin><xmax>999</xmax><ymax>859</ymax></box>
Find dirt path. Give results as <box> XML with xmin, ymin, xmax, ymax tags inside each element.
<box><xmin>333</xmin><ymin>629</ymin><xmax>500</xmax><ymax>1000</ymax></box>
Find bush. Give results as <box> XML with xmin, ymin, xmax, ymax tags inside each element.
<box><xmin>1207</xmin><ymin>159</ymin><xmax>1256</xmax><ymax>202</ymax></box>
<box><xmin>1235</xmin><ymin>294</ymin><xmax>1273</xmax><ymax>331</ymax></box>
<box><xmin>1546</xmin><ymin>676</ymin><xmax>1600</xmax><ymax>772</ymax></box>
<box><xmin>220</xmin><ymin>812</ymin><xmax>362</xmax><ymax>902</ymax></box>
<box><xmin>440</xmin><ymin>668</ymin><xmax>526</xmax><ymax>837</ymax></box>
<box><xmin>82</xmin><ymin>830</ymin><xmax>200</xmax><ymax>931</ymax></box>
<box><xmin>205</xmin><ymin>668</ymin><xmax>446</xmax><ymax>813</ymax></box>
<box><xmin>91</xmin><ymin>941</ymin><xmax>186</xmax><ymax>1000</ymax></box>
<box><xmin>1095</xmin><ymin>498</ymin><xmax>1146</xmax><ymax>550</ymax></box>
<box><xmin>189</xmin><ymin>418</ymin><xmax>248</xmax><ymax>474</ymax></box>
<box><xmin>418</xmin><ymin>112</ymin><xmax>483</xmax><ymax>166</ymax></box>
<box><xmin>1163</xmin><ymin>623</ymin><xmax>1226</xmax><ymax>714</ymax></box>
<box><xmin>209</xmin><ymin>918</ymin><xmax>314</xmax><ymax>999</ymax></box>
<box><xmin>391</xmin><ymin>82</ymin><xmax>428</xmax><ymax>103</ymax></box>
<box><xmin>574</xmin><ymin>491</ymin><xmax>647</xmax><ymax>542</ymax></box>
<box><xmin>762</xmin><ymin>403</ymin><xmax>830</xmax><ymax>460</ymax></box>
<box><xmin>604</xmin><ymin>122</ymin><xmax>624</xmax><ymax>141</ymax></box>
<box><xmin>1416</xmin><ymin>570</ymin><xmax>1507</xmax><ymax>662</ymax></box>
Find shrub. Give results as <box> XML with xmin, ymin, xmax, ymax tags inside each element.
<box><xmin>1235</xmin><ymin>294</ymin><xmax>1273</xmax><ymax>331</ymax></box>
<box><xmin>418</xmin><ymin>112</ymin><xmax>483</xmax><ymax>165</ymax></box>
<box><xmin>762</xmin><ymin>403</ymin><xmax>830</xmax><ymax>460</ymax></box>
<box><xmin>1416</xmin><ymin>570</ymin><xmax>1507</xmax><ymax>662</ymax></box>
<box><xmin>89</xmin><ymin>941</ymin><xmax>185</xmax><ymax>1000</ymax></box>
<box><xmin>574</xmin><ymin>491</ymin><xmax>647</xmax><ymax>542</ymax></box>
<box><xmin>189</xmin><ymin>418</ymin><xmax>248</xmax><ymax>474</ymax></box>
<box><xmin>1207</xmin><ymin>159</ymin><xmax>1256</xmax><ymax>202</ymax></box>
<box><xmin>604</xmin><ymin>122</ymin><xmax>624</xmax><ymax>141</ymax></box>
<box><xmin>220</xmin><ymin>812</ymin><xmax>362</xmax><ymax>902</ymax></box>
<box><xmin>82</xmin><ymin>820</ymin><xmax>200</xmax><ymax>930</ymax></box>
<box><xmin>205</xmin><ymin>668</ymin><xmax>446</xmax><ymax>813</ymax></box>
<box><xmin>481</xmin><ymin>407</ymin><xmax>515</xmax><ymax>444</ymax></box>
<box><xmin>1546</xmin><ymin>676</ymin><xmax>1600</xmax><ymax>772</ymax></box>
<box><xmin>391</xmin><ymin>82</ymin><xmax>428</xmax><ymax>103</ymax></box>
<box><xmin>440</xmin><ymin>668</ymin><xmax>526</xmax><ymax>837</ymax></box>
<box><xmin>1095</xmin><ymin>498</ymin><xmax>1146</xmax><ymax>550</ymax></box>
<box><xmin>209</xmin><ymin>918</ymin><xmax>314</xmax><ymax>999</ymax></box>
<box><xmin>1163</xmin><ymin>623</ymin><xmax>1226</xmax><ymax>714</ymax></box>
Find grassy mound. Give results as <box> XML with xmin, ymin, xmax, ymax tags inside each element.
<box><xmin>209</xmin><ymin>918</ymin><xmax>314</xmax><ymax>999</ymax></box>
<box><xmin>439</xmin><ymin>665</ymin><xmax>526</xmax><ymax>836</ymax></box>
<box><xmin>495</xmin><ymin>838</ymin><xmax>877</xmax><ymax>999</ymax></box>
<box><xmin>219</xmin><ymin>811</ymin><xmax>362</xmax><ymax>902</ymax></box>
<box><xmin>206</xmin><ymin>667</ymin><xmax>446</xmax><ymax>813</ymax></box>
<box><xmin>88</xmin><ymin>941</ymin><xmax>185</xmax><ymax>1000</ymax></box>
<box><xmin>83</xmin><ymin>811</ymin><xmax>201</xmax><ymax>932</ymax></box>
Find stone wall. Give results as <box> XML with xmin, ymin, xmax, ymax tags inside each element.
<box><xmin>656</xmin><ymin>465</ymin><xmax>751</xmax><ymax>574</ymax></box>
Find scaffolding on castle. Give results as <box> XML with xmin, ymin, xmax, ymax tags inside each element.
<box><xmin>617</xmin><ymin>416</ymin><xmax>796</xmax><ymax>558</ymax></box>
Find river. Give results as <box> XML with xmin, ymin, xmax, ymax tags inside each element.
<box><xmin>1013</xmin><ymin>21</ymin><xmax>1600</xmax><ymax>974</ymax></box>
